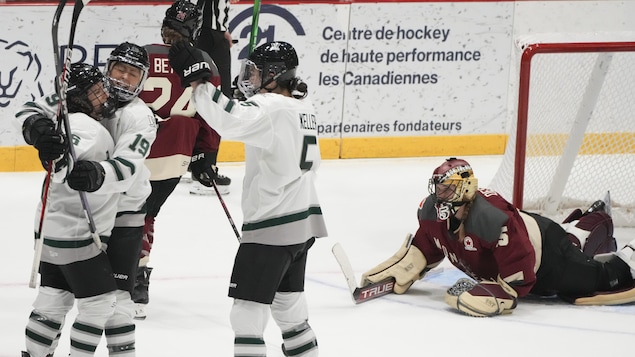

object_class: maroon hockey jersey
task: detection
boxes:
[141,43,221,180]
[413,188,539,297]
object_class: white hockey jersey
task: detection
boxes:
[98,97,157,227]
[16,94,157,228]
[33,112,117,265]
[192,83,328,245]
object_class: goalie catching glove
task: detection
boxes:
[445,276,518,317]
[168,40,212,87]
[360,234,430,294]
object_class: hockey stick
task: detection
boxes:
[332,242,443,304]
[29,0,70,289]
[54,0,102,249]
[248,0,261,54]
[210,180,241,241]
[30,0,97,288]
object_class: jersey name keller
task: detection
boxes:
[299,113,316,130]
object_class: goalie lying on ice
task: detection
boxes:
[362,157,635,317]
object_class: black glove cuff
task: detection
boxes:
[22,115,51,145]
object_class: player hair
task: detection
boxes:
[284,77,308,99]
[162,26,186,45]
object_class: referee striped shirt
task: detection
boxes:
[197,0,230,32]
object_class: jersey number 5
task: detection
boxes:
[300,135,317,170]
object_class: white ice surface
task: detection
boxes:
[1,156,634,357]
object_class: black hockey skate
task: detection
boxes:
[132,266,153,320]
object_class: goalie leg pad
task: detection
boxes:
[446,277,518,317]
[563,211,615,257]
[574,281,635,305]
[361,243,427,294]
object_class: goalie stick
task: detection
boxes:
[332,242,443,304]
[29,0,94,289]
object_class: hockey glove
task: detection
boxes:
[190,152,218,187]
[67,160,106,192]
[445,276,518,317]
[168,41,211,88]
[22,114,68,163]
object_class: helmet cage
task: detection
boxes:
[67,63,117,120]
[162,0,202,41]
[237,60,261,98]
[428,159,478,205]
[106,43,149,102]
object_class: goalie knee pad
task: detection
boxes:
[563,211,616,257]
[361,236,428,294]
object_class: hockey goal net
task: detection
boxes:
[489,40,635,226]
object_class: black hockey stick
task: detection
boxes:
[54,0,101,249]
[30,0,70,288]
[211,180,241,241]
[32,0,97,288]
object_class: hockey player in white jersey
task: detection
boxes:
[18,63,119,357]
[169,40,327,356]
[16,43,156,356]
[95,41,157,354]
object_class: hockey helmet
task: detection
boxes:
[163,0,202,41]
[238,41,299,98]
[67,62,117,119]
[106,42,150,102]
[428,158,479,204]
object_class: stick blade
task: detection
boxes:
[353,278,395,304]
[331,243,358,297]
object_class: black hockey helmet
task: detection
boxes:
[238,41,299,98]
[163,0,202,41]
[106,42,150,102]
[67,62,116,119]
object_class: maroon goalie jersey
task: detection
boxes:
[412,188,539,297]
[141,43,222,180]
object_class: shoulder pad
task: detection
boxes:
[464,195,510,243]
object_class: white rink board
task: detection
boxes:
[1,1,634,148]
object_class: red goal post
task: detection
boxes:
[489,40,635,226]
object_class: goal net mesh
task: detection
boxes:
[489,41,635,226]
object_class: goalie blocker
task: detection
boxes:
[360,234,437,294]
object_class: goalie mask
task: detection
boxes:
[67,62,117,120]
[428,158,478,221]
[163,0,202,42]
[238,41,299,98]
[106,42,150,102]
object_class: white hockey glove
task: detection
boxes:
[360,234,428,294]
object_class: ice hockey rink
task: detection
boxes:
[1,155,634,357]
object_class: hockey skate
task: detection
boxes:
[563,194,610,223]
[132,266,153,320]
[180,171,193,184]
[189,172,231,195]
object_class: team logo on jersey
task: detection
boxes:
[0,39,45,108]
[464,236,477,251]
